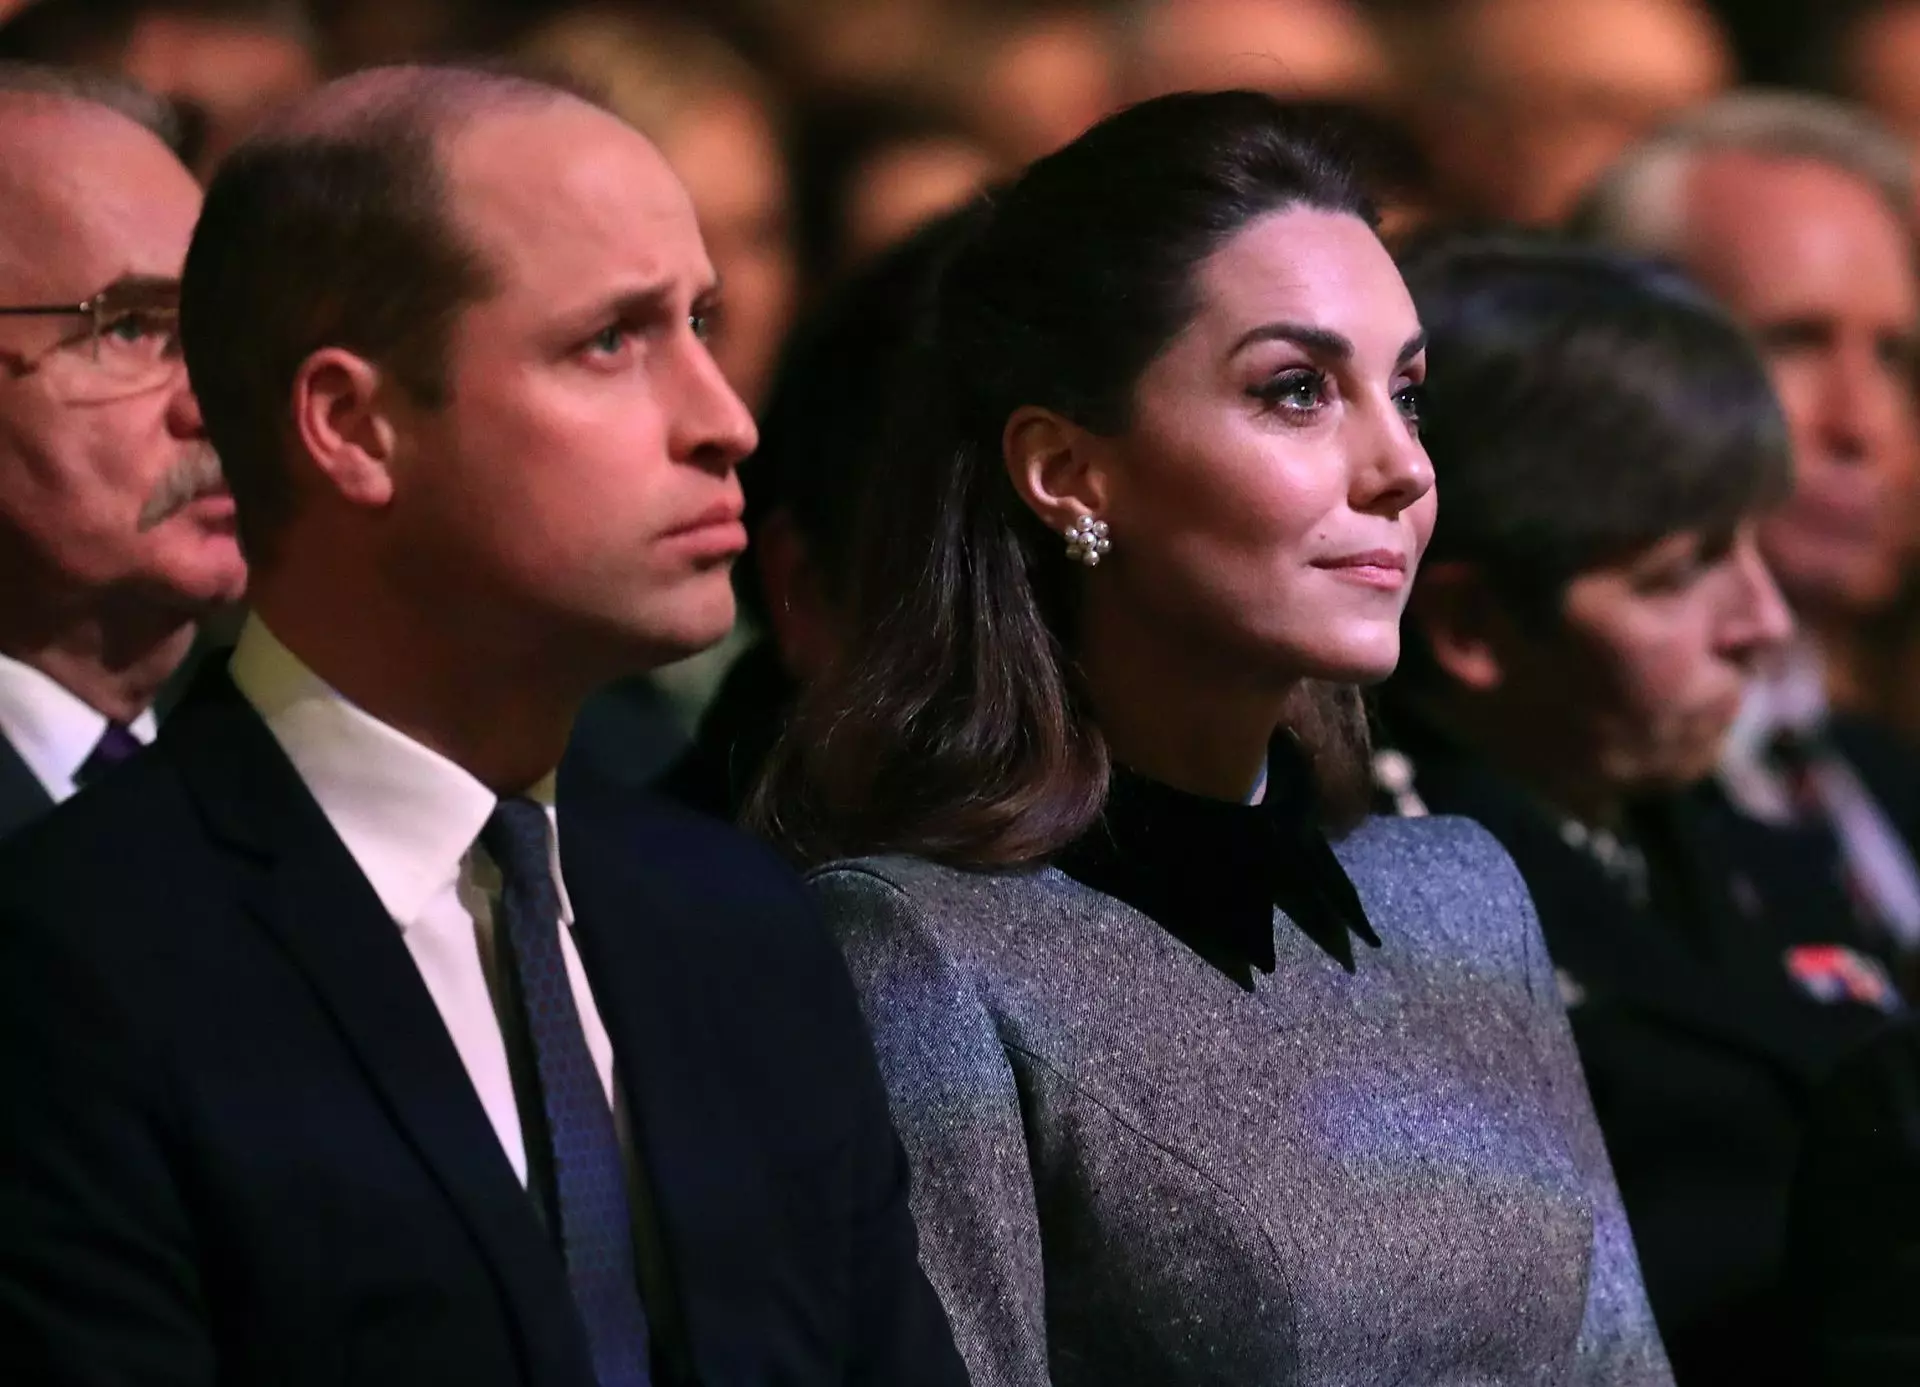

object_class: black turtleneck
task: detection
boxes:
[1053,737,1380,990]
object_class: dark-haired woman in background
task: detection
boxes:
[1380,236,1900,1386]
[646,209,980,819]
[751,92,1670,1386]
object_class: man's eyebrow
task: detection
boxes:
[100,273,182,298]
[575,276,722,324]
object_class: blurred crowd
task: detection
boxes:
[8,0,1920,741]
[13,1,1920,1384]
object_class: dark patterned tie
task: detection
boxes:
[75,721,143,788]
[482,798,651,1387]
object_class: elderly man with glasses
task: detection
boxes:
[0,62,244,836]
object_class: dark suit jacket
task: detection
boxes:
[1398,749,1892,1387]
[0,731,52,840]
[0,668,965,1387]
[1790,1018,1920,1386]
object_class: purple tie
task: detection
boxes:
[483,798,652,1386]
[76,721,143,788]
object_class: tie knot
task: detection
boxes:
[482,796,554,885]
[77,720,144,787]
[1766,726,1828,774]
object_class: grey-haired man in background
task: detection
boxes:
[0,62,244,836]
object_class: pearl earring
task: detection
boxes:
[1064,515,1111,567]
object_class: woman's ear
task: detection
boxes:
[1406,561,1518,692]
[1003,405,1111,531]
[290,347,401,510]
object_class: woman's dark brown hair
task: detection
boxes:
[749,89,1381,868]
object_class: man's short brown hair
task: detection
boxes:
[179,66,582,563]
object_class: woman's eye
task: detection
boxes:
[1394,383,1425,431]
[1253,369,1327,414]
[1635,559,1708,595]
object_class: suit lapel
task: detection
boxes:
[0,730,53,840]
[164,667,596,1387]
[557,785,782,1386]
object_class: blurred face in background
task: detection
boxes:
[118,7,319,177]
[1474,525,1792,797]
[0,103,244,612]
[1414,0,1729,223]
[1841,3,1920,197]
[1127,0,1390,104]
[970,7,1120,162]
[839,135,997,269]
[1679,154,1920,625]
[653,90,798,414]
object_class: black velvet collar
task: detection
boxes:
[1053,737,1381,989]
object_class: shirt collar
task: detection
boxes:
[1719,638,1829,822]
[0,652,156,802]
[1725,638,1829,762]
[1053,735,1380,989]
[229,616,571,928]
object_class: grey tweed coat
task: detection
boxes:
[809,816,1674,1387]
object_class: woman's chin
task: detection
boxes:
[1294,630,1403,686]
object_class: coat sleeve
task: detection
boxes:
[812,865,1053,1387]
[1487,832,1677,1387]
[1789,1019,1920,1387]
[0,897,215,1385]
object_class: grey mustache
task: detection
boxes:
[138,447,227,531]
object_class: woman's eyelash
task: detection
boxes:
[1249,368,1327,409]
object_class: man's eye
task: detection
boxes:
[588,324,628,355]
[96,311,178,360]
[690,310,715,342]
[103,312,165,343]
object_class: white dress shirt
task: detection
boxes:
[0,652,157,802]
[229,616,617,1185]
[1719,638,1920,949]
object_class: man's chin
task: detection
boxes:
[615,600,740,673]
[147,548,250,615]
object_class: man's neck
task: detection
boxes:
[0,607,198,725]
[251,591,597,796]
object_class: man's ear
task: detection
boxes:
[290,347,401,510]
[1003,405,1111,535]
[1406,560,1520,692]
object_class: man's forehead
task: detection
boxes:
[1684,154,1918,315]
[443,104,706,299]
[0,101,200,297]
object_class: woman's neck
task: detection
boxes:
[1075,602,1286,804]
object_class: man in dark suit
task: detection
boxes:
[0,64,965,1387]
[0,65,247,838]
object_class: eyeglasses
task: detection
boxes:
[0,276,185,404]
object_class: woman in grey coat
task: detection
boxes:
[751,91,1673,1386]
